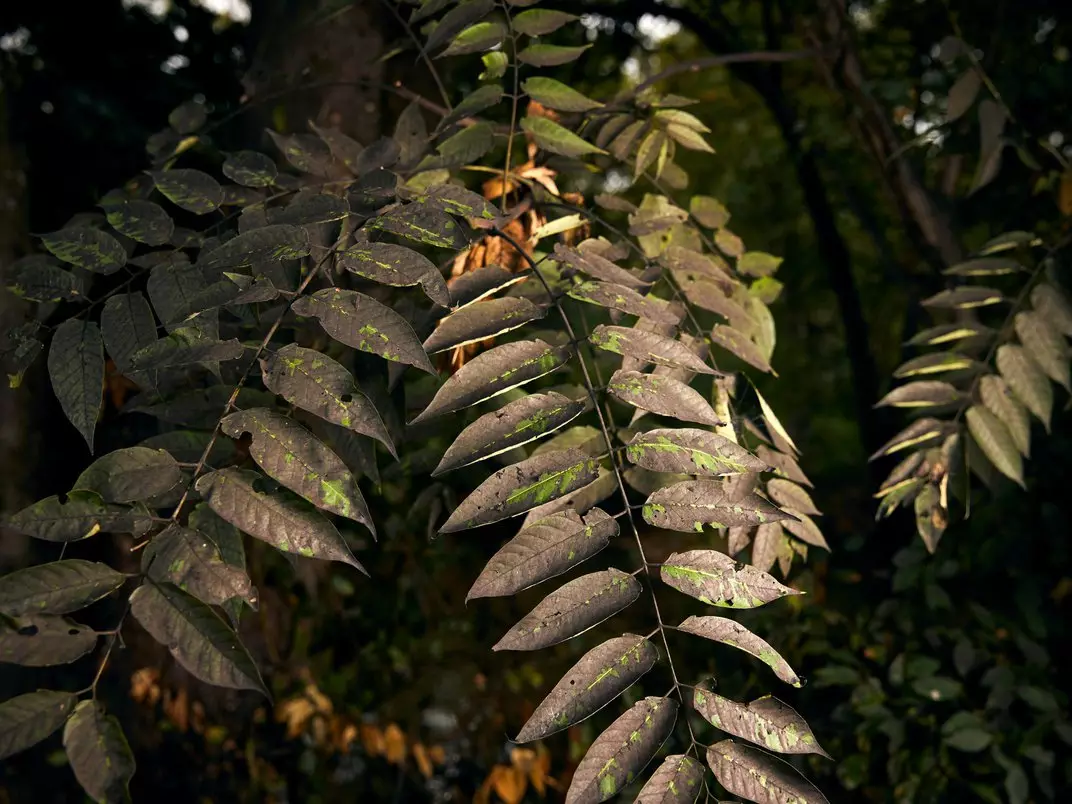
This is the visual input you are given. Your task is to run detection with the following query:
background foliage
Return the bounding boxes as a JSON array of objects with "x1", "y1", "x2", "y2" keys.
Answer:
[{"x1": 1, "y1": 0, "x2": 1070, "y2": 802}]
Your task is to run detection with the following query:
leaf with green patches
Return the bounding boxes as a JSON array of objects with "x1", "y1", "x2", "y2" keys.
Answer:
[
  {"x1": 195, "y1": 469, "x2": 365, "y2": 569},
  {"x1": 706, "y1": 739, "x2": 829, "y2": 804},
  {"x1": 710, "y1": 324, "x2": 772, "y2": 374},
  {"x1": 693, "y1": 685, "x2": 829, "y2": 758},
  {"x1": 424, "y1": 297, "x2": 545, "y2": 353},
  {"x1": 520, "y1": 468, "x2": 617, "y2": 527},
  {"x1": 643, "y1": 480, "x2": 789, "y2": 533},
  {"x1": 677, "y1": 615, "x2": 801, "y2": 687},
  {"x1": 517, "y1": 43, "x2": 591, "y2": 67},
  {"x1": 521, "y1": 115, "x2": 605, "y2": 157},
  {"x1": 73, "y1": 446, "x2": 182, "y2": 503},
  {"x1": 103, "y1": 199, "x2": 174, "y2": 245},
  {"x1": 569, "y1": 280, "x2": 680, "y2": 324},
  {"x1": 440, "y1": 448, "x2": 598, "y2": 534},
  {"x1": 966, "y1": 406, "x2": 1024, "y2": 487},
  {"x1": 260, "y1": 344, "x2": 394, "y2": 456},
  {"x1": 63, "y1": 701, "x2": 136, "y2": 804},
  {"x1": 626, "y1": 428, "x2": 767, "y2": 476},
  {"x1": 197, "y1": 224, "x2": 311, "y2": 272},
  {"x1": 148, "y1": 169, "x2": 222, "y2": 214},
  {"x1": 220, "y1": 408, "x2": 374, "y2": 533},
  {"x1": 996, "y1": 344, "x2": 1052, "y2": 430},
  {"x1": 513, "y1": 8, "x2": 577, "y2": 35},
  {"x1": 0, "y1": 561, "x2": 125, "y2": 617},
  {"x1": 494, "y1": 569, "x2": 640, "y2": 652},
  {"x1": 48, "y1": 319, "x2": 104, "y2": 452},
  {"x1": 522, "y1": 77, "x2": 600, "y2": 112},
  {"x1": 0, "y1": 615, "x2": 97, "y2": 667},
  {"x1": 7, "y1": 257, "x2": 83, "y2": 302},
  {"x1": 5, "y1": 491, "x2": 150, "y2": 542},
  {"x1": 589, "y1": 325, "x2": 714, "y2": 377},
  {"x1": 765, "y1": 479, "x2": 820, "y2": 517},
  {"x1": 412, "y1": 339, "x2": 570, "y2": 424},
  {"x1": 1015, "y1": 310, "x2": 1070, "y2": 391},
  {"x1": 659, "y1": 549, "x2": 801, "y2": 608},
  {"x1": 40, "y1": 227, "x2": 126, "y2": 275},
  {"x1": 434, "y1": 391, "x2": 586, "y2": 476},
  {"x1": 515, "y1": 634, "x2": 657, "y2": 742},
  {"x1": 266, "y1": 130, "x2": 334, "y2": 177},
  {"x1": 467, "y1": 508, "x2": 617, "y2": 600},
  {"x1": 130, "y1": 326, "x2": 245, "y2": 369},
  {"x1": 0, "y1": 690, "x2": 76, "y2": 761},
  {"x1": 979, "y1": 375, "x2": 1030, "y2": 456},
  {"x1": 269, "y1": 192, "x2": 349, "y2": 227},
  {"x1": 1031, "y1": 282, "x2": 1072, "y2": 336},
  {"x1": 608, "y1": 370, "x2": 721, "y2": 426},
  {"x1": 368, "y1": 198, "x2": 471, "y2": 247},
  {"x1": 635, "y1": 753, "x2": 705, "y2": 804},
  {"x1": 222, "y1": 150, "x2": 278, "y2": 187},
  {"x1": 921, "y1": 286, "x2": 1004, "y2": 309},
  {"x1": 565, "y1": 696, "x2": 678, "y2": 804},
  {"x1": 339, "y1": 241, "x2": 449, "y2": 307},
  {"x1": 129, "y1": 582, "x2": 266, "y2": 695},
  {"x1": 142, "y1": 525, "x2": 256, "y2": 609},
  {"x1": 441, "y1": 21, "x2": 505, "y2": 56},
  {"x1": 292, "y1": 288, "x2": 434, "y2": 374},
  {"x1": 553, "y1": 244, "x2": 647, "y2": 288}
]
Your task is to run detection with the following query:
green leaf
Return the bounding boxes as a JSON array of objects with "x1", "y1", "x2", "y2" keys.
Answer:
[
  {"x1": 980, "y1": 375, "x2": 1032, "y2": 457},
  {"x1": 130, "y1": 581, "x2": 266, "y2": 695},
  {"x1": 292, "y1": 288, "x2": 435, "y2": 374},
  {"x1": 440, "y1": 448, "x2": 599, "y2": 533},
  {"x1": 515, "y1": 634, "x2": 657, "y2": 742},
  {"x1": 424, "y1": 297, "x2": 545, "y2": 353},
  {"x1": 7, "y1": 256, "x2": 83, "y2": 302},
  {"x1": 195, "y1": 469, "x2": 364, "y2": 569},
  {"x1": 738, "y1": 251, "x2": 783, "y2": 278},
  {"x1": 659, "y1": 549, "x2": 801, "y2": 607},
  {"x1": 130, "y1": 326, "x2": 245, "y2": 369},
  {"x1": 40, "y1": 226, "x2": 126, "y2": 275},
  {"x1": 690, "y1": 196, "x2": 730, "y2": 229},
  {"x1": 966, "y1": 406, "x2": 1024, "y2": 487},
  {"x1": 0, "y1": 690, "x2": 76, "y2": 761},
  {"x1": 589, "y1": 325, "x2": 716, "y2": 376},
  {"x1": 666, "y1": 122, "x2": 714, "y2": 152},
  {"x1": 5, "y1": 491, "x2": 150, "y2": 542},
  {"x1": 103, "y1": 199, "x2": 174, "y2": 246},
  {"x1": 478, "y1": 52, "x2": 508, "y2": 81},
  {"x1": 565, "y1": 697, "x2": 677, "y2": 804},
  {"x1": 521, "y1": 115, "x2": 605, "y2": 157},
  {"x1": 521, "y1": 468, "x2": 617, "y2": 527},
  {"x1": 609, "y1": 370, "x2": 721, "y2": 426},
  {"x1": 434, "y1": 391, "x2": 586, "y2": 475},
  {"x1": 466, "y1": 508, "x2": 617, "y2": 600},
  {"x1": 517, "y1": 43, "x2": 591, "y2": 67},
  {"x1": 197, "y1": 224, "x2": 311, "y2": 272},
  {"x1": 148, "y1": 168, "x2": 222, "y2": 214},
  {"x1": 706, "y1": 740, "x2": 829, "y2": 804},
  {"x1": 73, "y1": 446, "x2": 181, "y2": 503},
  {"x1": 921, "y1": 286, "x2": 1004, "y2": 309},
  {"x1": 493, "y1": 569, "x2": 640, "y2": 652},
  {"x1": 1015, "y1": 310, "x2": 1070, "y2": 391},
  {"x1": 944, "y1": 728, "x2": 992, "y2": 752},
  {"x1": 48, "y1": 320, "x2": 104, "y2": 452},
  {"x1": 220, "y1": 408, "x2": 374, "y2": 533},
  {"x1": 426, "y1": 0, "x2": 494, "y2": 53},
  {"x1": 339, "y1": 240, "x2": 449, "y2": 306},
  {"x1": 418, "y1": 123, "x2": 496, "y2": 171},
  {"x1": 441, "y1": 21, "x2": 505, "y2": 56},
  {"x1": 568, "y1": 280, "x2": 680, "y2": 324},
  {"x1": 693, "y1": 685, "x2": 829, "y2": 757},
  {"x1": 0, "y1": 615, "x2": 97, "y2": 666},
  {"x1": 63, "y1": 701, "x2": 136, "y2": 804},
  {"x1": 0, "y1": 561, "x2": 125, "y2": 617},
  {"x1": 513, "y1": 8, "x2": 577, "y2": 35},
  {"x1": 626, "y1": 428, "x2": 767, "y2": 476},
  {"x1": 522, "y1": 77, "x2": 600, "y2": 112},
  {"x1": 142, "y1": 525, "x2": 256, "y2": 609},
  {"x1": 996, "y1": 344, "x2": 1052, "y2": 430},
  {"x1": 260, "y1": 344, "x2": 394, "y2": 456},
  {"x1": 677, "y1": 615, "x2": 801, "y2": 686},
  {"x1": 222, "y1": 150, "x2": 278, "y2": 187},
  {"x1": 634, "y1": 754, "x2": 705, "y2": 804},
  {"x1": 710, "y1": 324, "x2": 772, "y2": 373},
  {"x1": 554, "y1": 244, "x2": 648, "y2": 288},
  {"x1": 644, "y1": 481, "x2": 790, "y2": 533},
  {"x1": 168, "y1": 99, "x2": 206, "y2": 133},
  {"x1": 100, "y1": 292, "x2": 158, "y2": 378},
  {"x1": 412, "y1": 339, "x2": 571, "y2": 424}
]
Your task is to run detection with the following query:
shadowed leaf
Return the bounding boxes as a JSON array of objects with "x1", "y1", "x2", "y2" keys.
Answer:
[
  {"x1": 48, "y1": 319, "x2": 103, "y2": 452},
  {"x1": 0, "y1": 615, "x2": 97, "y2": 666},
  {"x1": 424, "y1": 297, "x2": 545, "y2": 353},
  {"x1": 875, "y1": 380, "x2": 963, "y2": 408},
  {"x1": 142, "y1": 525, "x2": 256, "y2": 608},
  {"x1": 659, "y1": 549, "x2": 801, "y2": 608},
  {"x1": 73, "y1": 447, "x2": 181, "y2": 503},
  {"x1": 6, "y1": 492, "x2": 150, "y2": 542},
  {"x1": 921, "y1": 286, "x2": 1004, "y2": 309},
  {"x1": 1015, "y1": 311, "x2": 1070, "y2": 391},
  {"x1": 1031, "y1": 282, "x2": 1072, "y2": 336},
  {"x1": 0, "y1": 561, "x2": 125, "y2": 617},
  {"x1": 40, "y1": 227, "x2": 126, "y2": 275},
  {"x1": 677, "y1": 615, "x2": 801, "y2": 686},
  {"x1": 979, "y1": 375, "x2": 1030, "y2": 456},
  {"x1": 7, "y1": 256, "x2": 83, "y2": 303},
  {"x1": 148, "y1": 169, "x2": 222, "y2": 214},
  {"x1": 222, "y1": 150, "x2": 278, "y2": 187},
  {"x1": 63, "y1": 701, "x2": 136, "y2": 804},
  {"x1": 104, "y1": 199, "x2": 174, "y2": 245},
  {"x1": 0, "y1": 690, "x2": 76, "y2": 761},
  {"x1": 101, "y1": 292, "x2": 157, "y2": 377},
  {"x1": 197, "y1": 224, "x2": 311, "y2": 272},
  {"x1": 869, "y1": 418, "x2": 954, "y2": 461},
  {"x1": 996, "y1": 344, "x2": 1052, "y2": 430},
  {"x1": 130, "y1": 327, "x2": 245, "y2": 369},
  {"x1": 966, "y1": 406, "x2": 1024, "y2": 487}
]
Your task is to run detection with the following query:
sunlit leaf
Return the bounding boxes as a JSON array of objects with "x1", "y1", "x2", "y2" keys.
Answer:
[
  {"x1": 608, "y1": 370, "x2": 721, "y2": 426},
  {"x1": 643, "y1": 481, "x2": 790, "y2": 533},
  {"x1": 868, "y1": 418, "x2": 953, "y2": 461},
  {"x1": 467, "y1": 508, "x2": 617, "y2": 600},
  {"x1": 517, "y1": 43, "x2": 591, "y2": 67},
  {"x1": 756, "y1": 446, "x2": 812, "y2": 488},
  {"x1": 589, "y1": 325, "x2": 716, "y2": 376},
  {"x1": 269, "y1": 192, "x2": 349, "y2": 227},
  {"x1": 569, "y1": 281, "x2": 680, "y2": 324},
  {"x1": 292, "y1": 288, "x2": 434, "y2": 374},
  {"x1": 659, "y1": 549, "x2": 801, "y2": 607},
  {"x1": 63, "y1": 701, "x2": 136, "y2": 804},
  {"x1": 0, "y1": 690, "x2": 76, "y2": 761},
  {"x1": 634, "y1": 753, "x2": 705, "y2": 804},
  {"x1": 0, "y1": 615, "x2": 97, "y2": 667},
  {"x1": 412, "y1": 339, "x2": 571, "y2": 424},
  {"x1": 195, "y1": 468, "x2": 365, "y2": 569},
  {"x1": 197, "y1": 224, "x2": 311, "y2": 272},
  {"x1": 40, "y1": 227, "x2": 126, "y2": 275},
  {"x1": 522, "y1": 77, "x2": 600, "y2": 112},
  {"x1": 942, "y1": 257, "x2": 1021, "y2": 276},
  {"x1": 966, "y1": 406, "x2": 1024, "y2": 487},
  {"x1": 875, "y1": 380, "x2": 961, "y2": 409},
  {"x1": 493, "y1": 569, "x2": 640, "y2": 651},
  {"x1": 780, "y1": 510, "x2": 829, "y2": 550},
  {"x1": 765, "y1": 478, "x2": 820, "y2": 516},
  {"x1": 706, "y1": 739, "x2": 829, "y2": 804},
  {"x1": 440, "y1": 448, "x2": 599, "y2": 533},
  {"x1": 996, "y1": 344, "x2": 1052, "y2": 430},
  {"x1": 340, "y1": 240, "x2": 449, "y2": 307},
  {"x1": 441, "y1": 21, "x2": 505, "y2": 56},
  {"x1": 435, "y1": 391, "x2": 586, "y2": 475},
  {"x1": 515, "y1": 634, "x2": 657, "y2": 742},
  {"x1": 694, "y1": 684, "x2": 829, "y2": 757},
  {"x1": 424, "y1": 297, "x2": 545, "y2": 353},
  {"x1": 565, "y1": 696, "x2": 677, "y2": 804},
  {"x1": 892, "y1": 352, "x2": 978, "y2": 378},
  {"x1": 921, "y1": 286, "x2": 1004, "y2": 309},
  {"x1": 678, "y1": 615, "x2": 801, "y2": 686},
  {"x1": 906, "y1": 322, "x2": 994, "y2": 347},
  {"x1": 521, "y1": 116, "x2": 605, "y2": 157},
  {"x1": 626, "y1": 428, "x2": 766, "y2": 476}
]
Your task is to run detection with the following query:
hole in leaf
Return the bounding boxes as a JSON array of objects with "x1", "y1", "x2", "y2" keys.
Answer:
[
  {"x1": 341, "y1": 394, "x2": 353, "y2": 403},
  {"x1": 68, "y1": 628, "x2": 81, "y2": 636},
  {"x1": 18, "y1": 624, "x2": 39, "y2": 637}
]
